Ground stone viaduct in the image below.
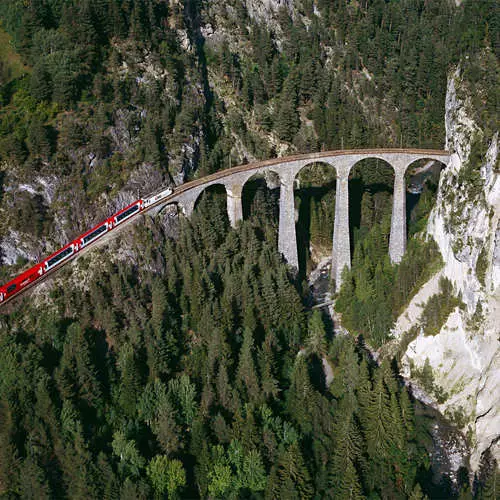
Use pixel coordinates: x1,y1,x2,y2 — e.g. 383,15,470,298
152,149,450,289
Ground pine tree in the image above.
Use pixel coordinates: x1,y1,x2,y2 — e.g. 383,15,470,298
168,375,198,426
286,355,313,433
207,445,234,498
31,62,52,102
27,118,52,160
95,452,118,500
399,388,415,440
147,455,186,500
138,379,168,425
117,343,142,419
241,449,267,492
356,359,372,422
306,311,327,357
267,443,313,499
363,367,394,491
360,192,374,231
112,431,145,478
216,362,236,412
276,98,300,142
257,333,280,401
328,396,364,499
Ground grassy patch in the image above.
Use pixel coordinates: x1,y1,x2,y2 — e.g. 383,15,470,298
0,23,29,84
476,245,488,287
411,357,450,404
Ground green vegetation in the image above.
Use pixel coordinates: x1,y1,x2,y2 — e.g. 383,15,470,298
420,277,463,337
410,358,449,405
0,24,28,86
0,0,498,497
335,171,442,348
476,246,489,288
0,195,459,498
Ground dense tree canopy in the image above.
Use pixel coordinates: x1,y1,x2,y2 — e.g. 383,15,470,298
1,191,480,498
0,0,498,497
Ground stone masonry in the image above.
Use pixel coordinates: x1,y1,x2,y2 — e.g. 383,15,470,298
162,150,450,290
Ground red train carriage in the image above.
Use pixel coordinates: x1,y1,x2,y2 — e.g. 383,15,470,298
1,190,172,305
112,200,143,226
78,221,110,249
0,263,44,303
43,242,77,272
0,200,144,304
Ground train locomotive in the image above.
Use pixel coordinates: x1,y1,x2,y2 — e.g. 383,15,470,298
0,187,173,305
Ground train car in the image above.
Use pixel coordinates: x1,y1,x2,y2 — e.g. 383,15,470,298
0,263,44,303
78,221,110,249
0,190,174,304
43,242,77,272
112,200,143,227
143,187,173,208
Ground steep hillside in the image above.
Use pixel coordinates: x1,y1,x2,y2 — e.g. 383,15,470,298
0,0,456,276
396,52,499,471
0,1,498,495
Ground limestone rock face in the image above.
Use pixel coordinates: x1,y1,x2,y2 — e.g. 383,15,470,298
399,66,500,471
245,0,294,22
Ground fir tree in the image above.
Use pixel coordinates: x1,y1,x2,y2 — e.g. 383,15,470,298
237,327,261,404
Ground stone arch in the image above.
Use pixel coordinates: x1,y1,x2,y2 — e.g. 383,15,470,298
294,159,336,184
348,157,396,248
404,157,448,236
191,183,231,229
353,154,401,174
241,169,281,221
404,157,448,182
155,201,180,218
192,182,228,212
293,161,337,276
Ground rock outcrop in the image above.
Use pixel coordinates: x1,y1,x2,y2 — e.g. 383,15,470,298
398,65,499,471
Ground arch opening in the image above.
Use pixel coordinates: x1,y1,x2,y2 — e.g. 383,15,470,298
241,171,280,244
349,158,395,256
294,162,337,279
156,201,180,219
193,183,228,213
192,184,230,237
405,158,447,236
334,157,396,348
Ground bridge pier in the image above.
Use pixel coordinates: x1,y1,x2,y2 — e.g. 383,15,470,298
332,164,352,290
278,173,299,270
179,198,196,218
389,164,407,264
226,184,243,228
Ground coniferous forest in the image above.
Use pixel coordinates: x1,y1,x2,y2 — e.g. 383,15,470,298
0,0,498,498
0,193,481,499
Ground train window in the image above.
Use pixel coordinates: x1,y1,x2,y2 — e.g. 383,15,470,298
82,224,107,245
46,246,73,269
115,204,139,224
7,284,16,293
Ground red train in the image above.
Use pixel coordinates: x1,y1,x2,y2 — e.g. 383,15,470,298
0,188,173,305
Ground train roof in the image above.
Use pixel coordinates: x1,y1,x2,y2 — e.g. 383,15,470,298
78,218,110,240
113,199,142,217
1,261,43,290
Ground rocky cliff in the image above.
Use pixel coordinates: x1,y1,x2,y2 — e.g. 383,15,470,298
397,62,499,471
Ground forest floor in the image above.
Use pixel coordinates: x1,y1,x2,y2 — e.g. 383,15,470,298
0,24,28,83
